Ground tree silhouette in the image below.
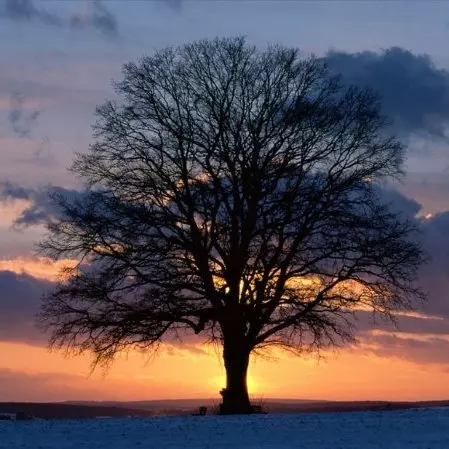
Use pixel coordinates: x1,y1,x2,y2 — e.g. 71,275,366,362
39,37,424,414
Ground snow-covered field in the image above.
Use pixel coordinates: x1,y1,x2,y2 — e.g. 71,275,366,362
1,407,449,449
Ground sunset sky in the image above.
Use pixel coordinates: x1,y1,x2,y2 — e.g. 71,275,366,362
2,0,449,403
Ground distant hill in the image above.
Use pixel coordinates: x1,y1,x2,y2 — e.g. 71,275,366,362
63,398,449,416
64,398,326,415
1,399,449,419
263,400,449,414
0,402,154,419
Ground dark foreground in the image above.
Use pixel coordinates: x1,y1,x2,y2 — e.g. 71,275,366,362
1,408,449,448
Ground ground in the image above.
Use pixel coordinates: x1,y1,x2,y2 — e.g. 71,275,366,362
1,407,448,448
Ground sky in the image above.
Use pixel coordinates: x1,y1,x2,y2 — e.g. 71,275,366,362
2,0,449,403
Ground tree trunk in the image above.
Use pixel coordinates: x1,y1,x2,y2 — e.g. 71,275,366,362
219,340,252,415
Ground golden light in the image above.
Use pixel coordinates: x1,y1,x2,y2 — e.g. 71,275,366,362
209,374,262,396
0,199,32,227
0,257,78,281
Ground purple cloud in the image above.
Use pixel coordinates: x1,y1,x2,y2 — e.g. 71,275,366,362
0,270,51,345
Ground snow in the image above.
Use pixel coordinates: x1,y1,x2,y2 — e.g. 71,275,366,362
1,407,449,449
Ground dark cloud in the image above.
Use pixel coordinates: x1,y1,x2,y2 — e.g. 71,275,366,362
0,181,32,201
8,92,42,138
5,0,37,19
0,270,51,345
1,0,119,38
377,186,422,219
2,0,63,26
325,48,449,140
0,182,84,228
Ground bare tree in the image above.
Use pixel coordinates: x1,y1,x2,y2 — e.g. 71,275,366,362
39,37,424,414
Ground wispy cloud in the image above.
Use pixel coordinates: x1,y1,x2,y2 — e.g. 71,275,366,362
70,0,119,38
360,330,449,366
0,369,106,402
166,0,183,12
1,0,119,38
8,92,42,138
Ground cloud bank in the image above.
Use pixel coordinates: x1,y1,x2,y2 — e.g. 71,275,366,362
0,270,51,344
326,48,449,140
0,182,449,367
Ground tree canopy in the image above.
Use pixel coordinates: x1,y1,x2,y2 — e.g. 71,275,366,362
39,37,425,414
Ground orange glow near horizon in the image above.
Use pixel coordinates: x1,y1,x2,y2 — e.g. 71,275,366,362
1,339,449,403
0,249,448,403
